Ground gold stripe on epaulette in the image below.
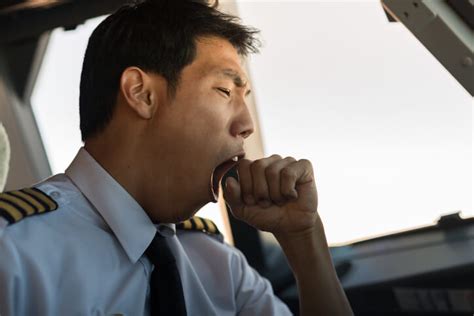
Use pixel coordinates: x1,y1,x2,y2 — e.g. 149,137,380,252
0,201,23,222
9,190,44,211
1,193,35,215
0,187,58,225
193,217,205,230
177,216,221,236
203,218,217,234
23,188,57,211
182,220,193,230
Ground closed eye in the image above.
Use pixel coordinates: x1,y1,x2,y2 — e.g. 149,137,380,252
216,87,231,97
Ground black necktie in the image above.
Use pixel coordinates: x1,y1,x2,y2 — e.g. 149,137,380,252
145,232,187,316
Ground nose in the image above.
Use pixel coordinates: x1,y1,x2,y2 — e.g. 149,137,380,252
230,100,254,139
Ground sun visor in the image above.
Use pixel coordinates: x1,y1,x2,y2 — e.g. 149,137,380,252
382,0,473,96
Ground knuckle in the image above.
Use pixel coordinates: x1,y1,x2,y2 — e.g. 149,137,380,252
281,167,295,179
284,156,297,163
265,166,279,178
251,159,266,171
299,158,312,167
270,154,282,160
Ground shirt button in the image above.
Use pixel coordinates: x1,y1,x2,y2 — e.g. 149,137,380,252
50,191,60,199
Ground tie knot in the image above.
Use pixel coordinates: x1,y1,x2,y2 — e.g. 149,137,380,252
145,233,176,266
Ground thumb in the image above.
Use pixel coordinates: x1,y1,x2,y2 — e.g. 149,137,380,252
223,176,245,215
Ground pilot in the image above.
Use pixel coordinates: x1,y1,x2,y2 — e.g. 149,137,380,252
0,1,353,315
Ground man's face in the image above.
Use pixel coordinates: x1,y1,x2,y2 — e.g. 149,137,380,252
145,36,254,218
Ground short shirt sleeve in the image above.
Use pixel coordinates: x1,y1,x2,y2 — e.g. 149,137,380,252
0,233,24,316
230,247,293,316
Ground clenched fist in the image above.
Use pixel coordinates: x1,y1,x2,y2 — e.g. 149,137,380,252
223,155,319,236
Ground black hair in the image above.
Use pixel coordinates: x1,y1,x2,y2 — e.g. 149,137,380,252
79,0,260,141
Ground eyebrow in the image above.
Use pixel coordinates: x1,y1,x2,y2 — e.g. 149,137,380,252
217,68,252,96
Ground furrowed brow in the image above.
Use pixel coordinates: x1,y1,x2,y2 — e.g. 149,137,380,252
220,69,248,88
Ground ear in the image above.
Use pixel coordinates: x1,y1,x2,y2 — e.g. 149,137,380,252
120,67,157,119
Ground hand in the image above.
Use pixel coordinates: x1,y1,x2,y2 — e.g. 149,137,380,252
223,155,319,236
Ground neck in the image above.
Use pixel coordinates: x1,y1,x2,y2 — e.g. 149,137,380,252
84,133,197,223
84,135,146,205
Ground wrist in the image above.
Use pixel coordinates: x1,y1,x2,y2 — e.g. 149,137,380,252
274,214,325,246
274,216,333,274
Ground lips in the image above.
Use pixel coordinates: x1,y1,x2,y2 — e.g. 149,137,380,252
210,153,244,202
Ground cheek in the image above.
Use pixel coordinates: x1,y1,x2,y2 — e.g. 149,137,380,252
183,99,230,135
171,84,233,146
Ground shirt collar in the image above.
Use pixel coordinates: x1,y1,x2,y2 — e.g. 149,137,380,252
65,147,176,263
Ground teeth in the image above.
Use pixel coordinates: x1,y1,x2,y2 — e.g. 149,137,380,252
232,156,238,162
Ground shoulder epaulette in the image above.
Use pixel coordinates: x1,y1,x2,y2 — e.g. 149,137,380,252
176,216,221,236
0,187,58,226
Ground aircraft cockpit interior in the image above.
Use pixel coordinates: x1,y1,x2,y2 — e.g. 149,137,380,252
0,0,472,315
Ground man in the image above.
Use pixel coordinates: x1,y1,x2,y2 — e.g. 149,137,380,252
0,0,353,315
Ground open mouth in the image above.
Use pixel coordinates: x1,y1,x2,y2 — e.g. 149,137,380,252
210,153,244,202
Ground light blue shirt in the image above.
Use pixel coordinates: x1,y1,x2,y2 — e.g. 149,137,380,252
0,148,292,315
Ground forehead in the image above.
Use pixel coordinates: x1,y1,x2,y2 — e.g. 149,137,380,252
190,36,248,82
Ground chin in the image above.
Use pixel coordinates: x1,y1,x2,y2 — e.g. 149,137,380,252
160,213,192,224
174,213,194,223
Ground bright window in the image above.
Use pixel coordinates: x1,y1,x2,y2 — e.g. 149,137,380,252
237,1,472,244
31,16,104,174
